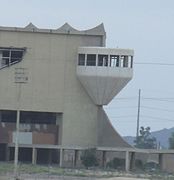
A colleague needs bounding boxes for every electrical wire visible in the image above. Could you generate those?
[134,62,174,66]
[141,106,174,113]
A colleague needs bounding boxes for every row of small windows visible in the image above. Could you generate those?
[0,47,26,69]
[78,54,133,68]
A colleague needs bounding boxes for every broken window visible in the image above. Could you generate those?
[98,55,108,66]
[86,54,96,66]
[110,55,119,67]
[78,54,85,66]
[0,47,26,69]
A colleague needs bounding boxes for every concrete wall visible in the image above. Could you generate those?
[0,28,103,147]
[161,154,174,173]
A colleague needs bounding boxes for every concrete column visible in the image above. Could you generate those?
[125,151,130,172]
[59,148,64,167]
[130,152,135,170]
[73,150,78,167]
[48,149,52,165]
[0,110,2,122]
[102,151,106,168]
[32,148,37,165]
[159,153,163,171]
[5,145,10,161]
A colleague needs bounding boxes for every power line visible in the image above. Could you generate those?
[110,115,136,119]
[114,97,137,100]
[141,106,174,113]
[106,105,174,112]
[142,97,174,103]
[105,106,137,109]
[141,115,174,122]
[135,62,174,66]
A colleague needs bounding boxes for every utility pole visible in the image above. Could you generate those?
[14,68,28,179]
[136,89,141,139]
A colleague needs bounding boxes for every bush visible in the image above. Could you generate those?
[135,159,144,170]
[144,161,159,172]
[81,148,98,168]
[106,157,125,170]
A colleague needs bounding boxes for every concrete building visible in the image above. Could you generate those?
[0,23,134,165]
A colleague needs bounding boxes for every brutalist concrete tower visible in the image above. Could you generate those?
[0,23,133,163]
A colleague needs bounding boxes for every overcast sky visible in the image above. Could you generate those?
[0,0,174,136]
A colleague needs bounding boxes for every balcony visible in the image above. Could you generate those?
[77,47,134,105]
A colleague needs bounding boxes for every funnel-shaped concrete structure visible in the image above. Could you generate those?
[77,47,133,105]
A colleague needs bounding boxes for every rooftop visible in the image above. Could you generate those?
[0,22,106,36]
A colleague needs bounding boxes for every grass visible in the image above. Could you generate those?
[0,162,174,179]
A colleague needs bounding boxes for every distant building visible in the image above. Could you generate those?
[0,23,133,164]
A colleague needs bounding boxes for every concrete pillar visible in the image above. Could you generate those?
[73,150,78,167]
[32,148,37,165]
[59,148,64,167]
[130,152,135,170]
[102,151,106,168]
[0,110,2,122]
[5,145,10,161]
[48,149,52,165]
[125,151,130,172]
[159,153,163,171]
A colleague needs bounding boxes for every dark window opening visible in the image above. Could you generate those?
[0,110,58,124]
[98,55,108,66]
[86,54,96,66]
[0,110,17,123]
[123,56,129,67]
[131,56,133,68]
[11,51,23,64]
[78,54,85,66]
[20,111,57,124]
[0,47,26,69]
[110,55,119,67]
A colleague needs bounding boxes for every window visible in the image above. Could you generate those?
[86,54,96,66]
[0,47,25,69]
[98,55,108,66]
[78,54,85,66]
[110,55,119,67]
[0,110,58,124]
[20,111,57,124]
[0,110,17,123]
[123,56,129,67]
[130,56,133,68]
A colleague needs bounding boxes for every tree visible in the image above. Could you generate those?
[81,148,98,168]
[169,132,174,149]
[134,126,157,149]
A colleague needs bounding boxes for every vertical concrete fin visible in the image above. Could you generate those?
[97,106,132,147]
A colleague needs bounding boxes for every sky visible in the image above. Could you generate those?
[0,0,174,136]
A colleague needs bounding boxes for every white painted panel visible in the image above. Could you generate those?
[12,132,32,144]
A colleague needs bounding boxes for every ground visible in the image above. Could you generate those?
[0,162,173,180]
[0,176,150,180]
